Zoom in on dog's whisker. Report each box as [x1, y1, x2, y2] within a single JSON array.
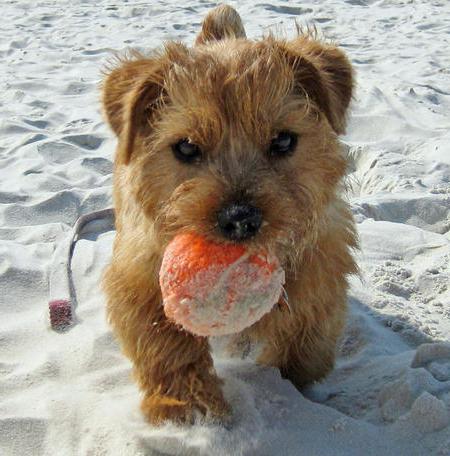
[[278, 286, 292, 314]]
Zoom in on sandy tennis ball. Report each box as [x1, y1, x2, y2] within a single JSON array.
[[159, 232, 285, 337]]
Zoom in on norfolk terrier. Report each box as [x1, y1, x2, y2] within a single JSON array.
[[102, 5, 358, 425]]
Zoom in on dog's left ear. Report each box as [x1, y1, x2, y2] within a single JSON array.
[[283, 37, 354, 135], [102, 57, 166, 165]]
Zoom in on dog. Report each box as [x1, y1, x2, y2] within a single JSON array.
[[102, 4, 358, 425]]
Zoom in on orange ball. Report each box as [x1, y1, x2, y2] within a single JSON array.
[[159, 232, 285, 336]]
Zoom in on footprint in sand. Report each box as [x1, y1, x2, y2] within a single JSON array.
[[0, 192, 29, 204], [37, 141, 82, 164], [63, 118, 93, 130], [10, 38, 30, 49], [64, 81, 92, 95], [0, 122, 38, 136], [27, 99, 53, 110], [3, 191, 80, 227], [81, 157, 113, 176], [62, 134, 104, 151], [21, 133, 47, 147], [255, 4, 313, 15], [22, 119, 50, 129], [315, 17, 332, 23], [80, 48, 115, 56]]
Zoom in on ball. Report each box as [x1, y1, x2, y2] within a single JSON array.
[[159, 232, 285, 337]]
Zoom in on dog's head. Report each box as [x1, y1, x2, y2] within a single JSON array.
[[103, 5, 353, 267]]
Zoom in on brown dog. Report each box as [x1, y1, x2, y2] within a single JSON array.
[[102, 5, 358, 425]]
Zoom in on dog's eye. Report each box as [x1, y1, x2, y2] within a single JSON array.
[[269, 131, 298, 157], [172, 139, 202, 164]]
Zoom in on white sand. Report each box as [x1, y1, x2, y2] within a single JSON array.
[[1, 0, 450, 455]]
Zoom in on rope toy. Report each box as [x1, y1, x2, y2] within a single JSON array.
[[48, 208, 115, 331]]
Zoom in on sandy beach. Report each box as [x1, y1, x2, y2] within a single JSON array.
[[1, 0, 449, 454]]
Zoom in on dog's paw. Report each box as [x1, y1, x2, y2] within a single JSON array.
[[141, 389, 231, 426]]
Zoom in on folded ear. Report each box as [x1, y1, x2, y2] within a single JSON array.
[[283, 36, 354, 135], [102, 57, 165, 164], [195, 4, 246, 45]]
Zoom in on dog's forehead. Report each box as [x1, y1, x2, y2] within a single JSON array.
[[162, 40, 298, 141], [165, 40, 292, 96], [197, 39, 272, 64]]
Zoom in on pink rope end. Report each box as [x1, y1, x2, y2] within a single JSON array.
[[49, 299, 73, 330]]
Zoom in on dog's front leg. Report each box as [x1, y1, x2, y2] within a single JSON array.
[[104, 266, 230, 425], [137, 322, 231, 425]]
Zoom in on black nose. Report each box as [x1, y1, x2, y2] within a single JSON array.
[[217, 203, 263, 241]]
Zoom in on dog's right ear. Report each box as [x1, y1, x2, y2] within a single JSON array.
[[102, 57, 165, 165], [195, 4, 246, 45], [282, 36, 354, 135]]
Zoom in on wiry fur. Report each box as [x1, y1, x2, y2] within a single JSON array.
[[102, 4, 358, 425]]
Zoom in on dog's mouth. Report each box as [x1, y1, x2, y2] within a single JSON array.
[[150, 177, 309, 272], [155, 208, 302, 274]]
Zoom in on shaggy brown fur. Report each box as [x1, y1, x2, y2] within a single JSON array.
[[102, 4, 358, 425]]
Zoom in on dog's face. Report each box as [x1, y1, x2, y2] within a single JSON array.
[[103, 15, 353, 269]]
